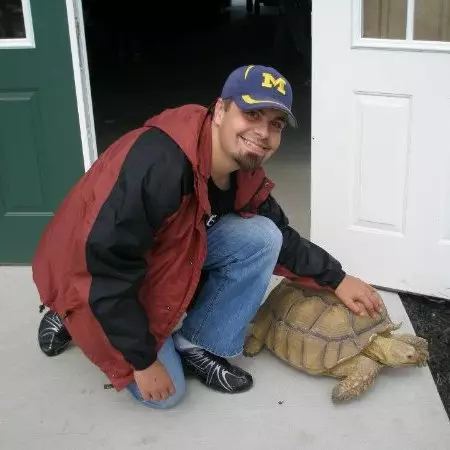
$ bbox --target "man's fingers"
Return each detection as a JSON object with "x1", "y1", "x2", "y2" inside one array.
[
  {"x1": 364, "y1": 284, "x2": 383, "y2": 310},
  {"x1": 353, "y1": 300, "x2": 370, "y2": 317},
  {"x1": 356, "y1": 292, "x2": 376, "y2": 316},
  {"x1": 364, "y1": 287, "x2": 383, "y2": 314},
  {"x1": 157, "y1": 387, "x2": 175, "y2": 401},
  {"x1": 336, "y1": 276, "x2": 384, "y2": 318},
  {"x1": 343, "y1": 298, "x2": 361, "y2": 315},
  {"x1": 165, "y1": 387, "x2": 174, "y2": 399},
  {"x1": 151, "y1": 391, "x2": 161, "y2": 402},
  {"x1": 371, "y1": 290, "x2": 383, "y2": 310},
  {"x1": 341, "y1": 296, "x2": 374, "y2": 317}
]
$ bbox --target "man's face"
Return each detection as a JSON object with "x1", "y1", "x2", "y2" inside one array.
[{"x1": 213, "y1": 99, "x2": 287, "y2": 172}]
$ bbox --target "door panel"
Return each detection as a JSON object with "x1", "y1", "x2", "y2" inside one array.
[
  {"x1": 0, "y1": 0, "x2": 85, "y2": 263},
  {"x1": 353, "y1": 92, "x2": 410, "y2": 235},
  {"x1": 311, "y1": 0, "x2": 450, "y2": 299}
]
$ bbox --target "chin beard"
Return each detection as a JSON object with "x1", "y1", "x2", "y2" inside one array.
[{"x1": 234, "y1": 153, "x2": 263, "y2": 172}]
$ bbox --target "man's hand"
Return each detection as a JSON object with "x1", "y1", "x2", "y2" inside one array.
[
  {"x1": 335, "y1": 275, "x2": 383, "y2": 318},
  {"x1": 134, "y1": 360, "x2": 175, "y2": 402}
]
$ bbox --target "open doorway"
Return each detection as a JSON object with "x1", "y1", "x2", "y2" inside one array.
[{"x1": 81, "y1": 0, "x2": 312, "y2": 236}]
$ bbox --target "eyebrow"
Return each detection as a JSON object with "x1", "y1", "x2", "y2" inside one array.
[
  {"x1": 271, "y1": 114, "x2": 288, "y2": 124},
  {"x1": 259, "y1": 109, "x2": 287, "y2": 123}
]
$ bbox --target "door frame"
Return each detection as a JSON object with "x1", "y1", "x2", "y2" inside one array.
[{"x1": 65, "y1": 0, "x2": 98, "y2": 171}]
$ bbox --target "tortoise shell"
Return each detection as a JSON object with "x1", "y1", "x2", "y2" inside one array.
[{"x1": 257, "y1": 279, "x2": 397, "y2": 374}]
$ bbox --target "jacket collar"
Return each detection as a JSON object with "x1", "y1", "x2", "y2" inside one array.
[{"x1": 144, "y1": 104, "x2": 270, "y2": 215}]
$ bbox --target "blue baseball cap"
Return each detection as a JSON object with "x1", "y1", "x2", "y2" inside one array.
[{"x1": 220, "y1": 65, "x2": 297, "y2": 127}]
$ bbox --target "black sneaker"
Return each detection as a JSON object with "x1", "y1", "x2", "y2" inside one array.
[
  {"x1": 178, "y1": 347, "x2": 253, "y2": 393},
  {"x1": 38, "y1": 310, "x2": 72, "y2": 356}
]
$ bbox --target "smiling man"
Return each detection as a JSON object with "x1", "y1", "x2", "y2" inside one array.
[{"x1": 33, "y1": 64, "x2": 382, "y2": 409}]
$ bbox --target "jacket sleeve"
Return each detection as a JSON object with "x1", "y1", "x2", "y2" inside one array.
[
  {"x1": 85, "y1": 129, "x2": 189, "y2": 371},
  {"x1": 257, "y1": 194, "x2": 346, "y2": 289}
]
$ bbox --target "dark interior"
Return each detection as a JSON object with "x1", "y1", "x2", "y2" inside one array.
[{"x1": 81, "y1": 0, "x2": 312, "y2": 153}]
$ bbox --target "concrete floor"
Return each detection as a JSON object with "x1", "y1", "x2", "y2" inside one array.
[
  {"x1": 1, "y1": 3, "x2": 449, "y2": 449},
  {"x1": 1, "y1": 267, "x2": 449, "y2": 449}
]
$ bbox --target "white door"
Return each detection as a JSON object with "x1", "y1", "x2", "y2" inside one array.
[{"x1": 311, "y1": 0, "x2": 450, "y2": 299}]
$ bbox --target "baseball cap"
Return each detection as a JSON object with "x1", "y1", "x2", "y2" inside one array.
[{"x1": 220, "y1": 64, "x2": 297, "y2": 127}]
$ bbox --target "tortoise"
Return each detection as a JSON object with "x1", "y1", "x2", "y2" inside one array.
[{"x1": 244, "y1": 278, "x2": 429, "y2": 402}]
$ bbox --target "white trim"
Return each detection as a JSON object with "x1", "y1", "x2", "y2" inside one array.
[
  {"x1": 65, "y1": 0, "x2": 98, "y2": 172},
  {"x1": 0, "y1": 0, "x2": 35, "y2": 49},
  {"x1": 351, "y1": 0, "x2": 362, "y2": 44},
  {"x1": 352, "y1": 37, "x2": 450, "y2": 53},
  {"x1": 406, "y1": 0, "x2": 415, "y2": 40},
  {"x1": 73, "y1": 0, "x2": 98, "y2": 169},
  {"x1": 352, "y1": 0, "x2": 450, "y2": 53}
]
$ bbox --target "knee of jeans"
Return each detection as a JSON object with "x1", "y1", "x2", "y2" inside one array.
[{"x1": 249, "y1": 216, "x2": 283, "y2": 255}]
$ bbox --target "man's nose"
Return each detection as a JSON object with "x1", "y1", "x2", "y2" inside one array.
[{"x1": 254, "y1": 120, "x2": 270, "y2": 139}]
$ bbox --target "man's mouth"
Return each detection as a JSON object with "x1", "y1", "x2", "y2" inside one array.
[{"x1": 240, "y1": 136, "x2": 266, "y2": 156}]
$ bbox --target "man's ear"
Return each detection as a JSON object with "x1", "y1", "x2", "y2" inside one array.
[{"x1": 213, "y1": 98, "x2": 226, "y2": 125}]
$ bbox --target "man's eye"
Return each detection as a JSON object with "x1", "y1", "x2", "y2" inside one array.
[
  {"x1": 272, "y1": 121, "x2": 285, "y2": 131},
  {"x1": 245, "y1": 110, "x2": 259, "y2": 119}
]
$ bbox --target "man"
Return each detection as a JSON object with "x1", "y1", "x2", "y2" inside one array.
[{"x1": 33, "y1": 65, "x2": 382, "y2": 409}]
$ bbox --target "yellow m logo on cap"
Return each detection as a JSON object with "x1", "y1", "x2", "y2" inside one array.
[{"x1": 261, "y1": 72, "x2": 286, "y2": 95}]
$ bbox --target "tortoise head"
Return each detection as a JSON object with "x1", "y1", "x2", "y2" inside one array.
[
  {"x1": 364, "y1": 335, "x2": 429, "y2": 368},
  {"x1": 385, "y1": 340, "x2": 428, "y2": 367}
]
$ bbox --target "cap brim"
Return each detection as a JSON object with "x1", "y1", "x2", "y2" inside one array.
[{"x1": 234, "y1": 94, "x2": 298, "y2": 128}]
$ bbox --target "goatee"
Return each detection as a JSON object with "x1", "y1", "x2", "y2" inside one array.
[{"x1": 235, "y1": 153, "x2": 263, "y2": 172}]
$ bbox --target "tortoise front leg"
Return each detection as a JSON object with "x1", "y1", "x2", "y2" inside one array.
[
  {"x1": 243, "y1": 301, "x2": 273, "y2": 357},
  {"x1": 331, "y1": 355, "x2": 382, "y2": 403}
]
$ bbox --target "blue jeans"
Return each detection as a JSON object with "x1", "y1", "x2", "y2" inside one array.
[{"x1": 126, "y1": 213, "x2": 283, "y2": 408}]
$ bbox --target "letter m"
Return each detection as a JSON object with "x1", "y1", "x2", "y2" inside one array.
[{"x1": 261, "y1": 73, "x2": 286, "y2": 95}]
